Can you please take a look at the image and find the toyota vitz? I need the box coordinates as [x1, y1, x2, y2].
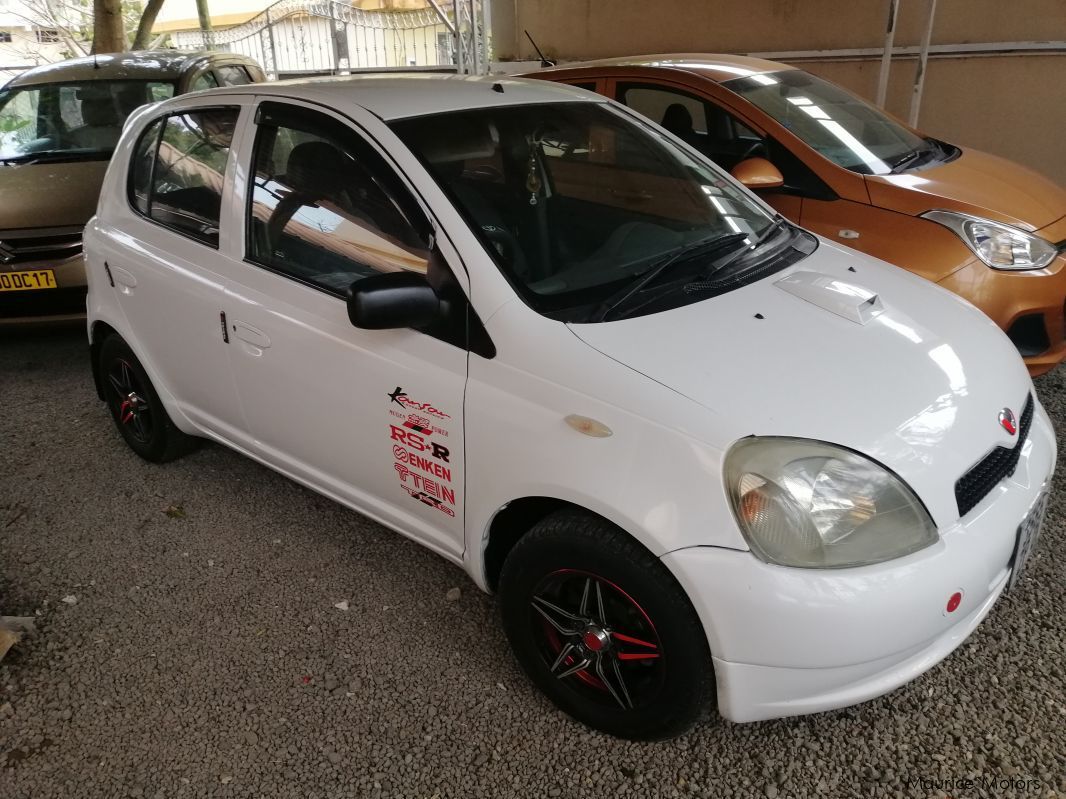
[84, 76, 1055, 740]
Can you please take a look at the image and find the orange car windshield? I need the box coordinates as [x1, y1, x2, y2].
[724, 70, 930, 175]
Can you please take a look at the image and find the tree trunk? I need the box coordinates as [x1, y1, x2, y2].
[92, 0, 126, 54]
[132, 0, 167, 51]
[194, 0, 213, 49]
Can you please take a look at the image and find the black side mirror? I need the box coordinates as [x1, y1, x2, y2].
[347, 271, 445, 330]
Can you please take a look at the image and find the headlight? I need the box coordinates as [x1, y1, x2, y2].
[725, 438, 937, 568]
[922, 210, 1057, 270]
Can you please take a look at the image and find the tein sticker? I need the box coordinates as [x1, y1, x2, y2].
[387, 387, 456, 518]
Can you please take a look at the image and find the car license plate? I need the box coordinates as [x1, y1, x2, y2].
[0, 269, 57, 292]
[1009, 490, 1049, 590]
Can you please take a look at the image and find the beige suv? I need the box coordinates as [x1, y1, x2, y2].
[0, 50, 264, 322]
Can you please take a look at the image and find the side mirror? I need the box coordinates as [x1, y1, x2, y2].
[730, 157, 784, 190]
[347, 271, 445, 330]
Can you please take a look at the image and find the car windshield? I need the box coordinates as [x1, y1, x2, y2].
[0, 79, 175, 162]
[391, 102, 781, 318]
[723, 70, 931, 175]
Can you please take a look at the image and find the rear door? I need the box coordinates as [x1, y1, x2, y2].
[95, 99, 252, 443]
[219, 98, 470, 560]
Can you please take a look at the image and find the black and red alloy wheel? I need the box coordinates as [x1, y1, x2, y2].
[532, 569, 665, 710]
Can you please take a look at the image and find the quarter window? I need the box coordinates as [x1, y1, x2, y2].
[129, 118, 163, 215]
[130, 108, 239, 246]
[246, 105, 431, 295]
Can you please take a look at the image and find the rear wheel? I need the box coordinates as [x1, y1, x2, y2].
[99, 335, 195, 463]
[499, 510, 714, 739]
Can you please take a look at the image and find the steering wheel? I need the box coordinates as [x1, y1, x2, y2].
[737, 140, 767, 162]
[481, 224, 527, 278]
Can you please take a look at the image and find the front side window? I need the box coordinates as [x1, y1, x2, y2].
[0, 80, 177, 162]
[392, 102, 791, 321]
[621, 83, 761, 169]
[724, 70, 932, 175]
[137, 108, 239, 246]
[246, 106, 430, 295]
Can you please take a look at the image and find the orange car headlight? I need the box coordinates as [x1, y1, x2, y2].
[923, 210, 1058, 271]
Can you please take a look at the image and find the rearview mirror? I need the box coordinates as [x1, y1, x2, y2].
[347, 271, 445, 330]
[730, 157, 784, 190]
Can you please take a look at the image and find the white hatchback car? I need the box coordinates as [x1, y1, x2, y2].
[85, 76, 1055, 740]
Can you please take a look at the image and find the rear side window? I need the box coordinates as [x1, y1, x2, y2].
[129, 108, 240, 247]
[189, 72, 218, 92]
[216, 66, 252, 86]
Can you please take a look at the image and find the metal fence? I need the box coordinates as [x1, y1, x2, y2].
[171, 0, 487, 78]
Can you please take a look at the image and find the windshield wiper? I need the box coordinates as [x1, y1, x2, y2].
[0, 149, 110, 166]
[889, 143, 937, 173]
[591, 232, 749, 322]
[683, 216, 791, 294]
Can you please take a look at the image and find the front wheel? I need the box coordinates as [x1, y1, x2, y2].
[499, 511, 715, 739]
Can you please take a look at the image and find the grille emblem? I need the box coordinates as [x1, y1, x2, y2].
[998, 407, 1017, 436]
[0, 241, 14, 264]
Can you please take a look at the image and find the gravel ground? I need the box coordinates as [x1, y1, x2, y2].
[0, 323, 1064, 799]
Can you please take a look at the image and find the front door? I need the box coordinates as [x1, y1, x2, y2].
[222, 100, 469, 559]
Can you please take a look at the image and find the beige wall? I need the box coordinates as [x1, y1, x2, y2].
[495, 0, 1066, 184]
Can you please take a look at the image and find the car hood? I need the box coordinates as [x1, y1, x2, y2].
[865, 148, 1066, 230]
[0, 160, 107, 230]
[568, 239, 1034, 526]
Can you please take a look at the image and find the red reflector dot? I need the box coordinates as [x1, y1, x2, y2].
[946, 592, 962, 613]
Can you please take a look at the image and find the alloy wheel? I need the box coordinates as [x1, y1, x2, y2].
[530, 569, 664, 711]
[107, 358, 152, 444]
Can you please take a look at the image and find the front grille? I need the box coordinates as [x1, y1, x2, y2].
[0, 231, 83, 264]
[955, 394, 1034, 518]
[0, 286, 87, 319]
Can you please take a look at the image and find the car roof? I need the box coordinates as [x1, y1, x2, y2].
[5, 50, 259, 88]
[536, 53, 795, 84]
[182, 73, 606, 120]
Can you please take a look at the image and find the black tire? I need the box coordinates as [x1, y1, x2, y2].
[499, 510, 715, 740]
[98, 334, 196, 463]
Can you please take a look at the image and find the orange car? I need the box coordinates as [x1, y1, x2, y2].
[529, 54, 1066, 376]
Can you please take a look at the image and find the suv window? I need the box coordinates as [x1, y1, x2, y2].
[246, 104, 431, 295]
[131, 108, 240, 246]
[189, 72, 218, 92]
[216, 66, 252, 86]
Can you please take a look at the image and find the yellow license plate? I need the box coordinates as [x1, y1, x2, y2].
[0, 269, 57, 292]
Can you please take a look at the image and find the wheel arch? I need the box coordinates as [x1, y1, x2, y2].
[479, 495, 661, 593]
[89, 319, 121, 400]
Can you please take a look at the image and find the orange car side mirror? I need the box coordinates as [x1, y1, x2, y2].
[731, 157, 784, 190]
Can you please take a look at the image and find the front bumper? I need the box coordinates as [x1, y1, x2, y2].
[0, 251, 87, 323]
[662, 403, 1056, 723]
[936, 253, 1066, 377]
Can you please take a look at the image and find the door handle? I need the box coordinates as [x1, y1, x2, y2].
[232, 320, 271, 349]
